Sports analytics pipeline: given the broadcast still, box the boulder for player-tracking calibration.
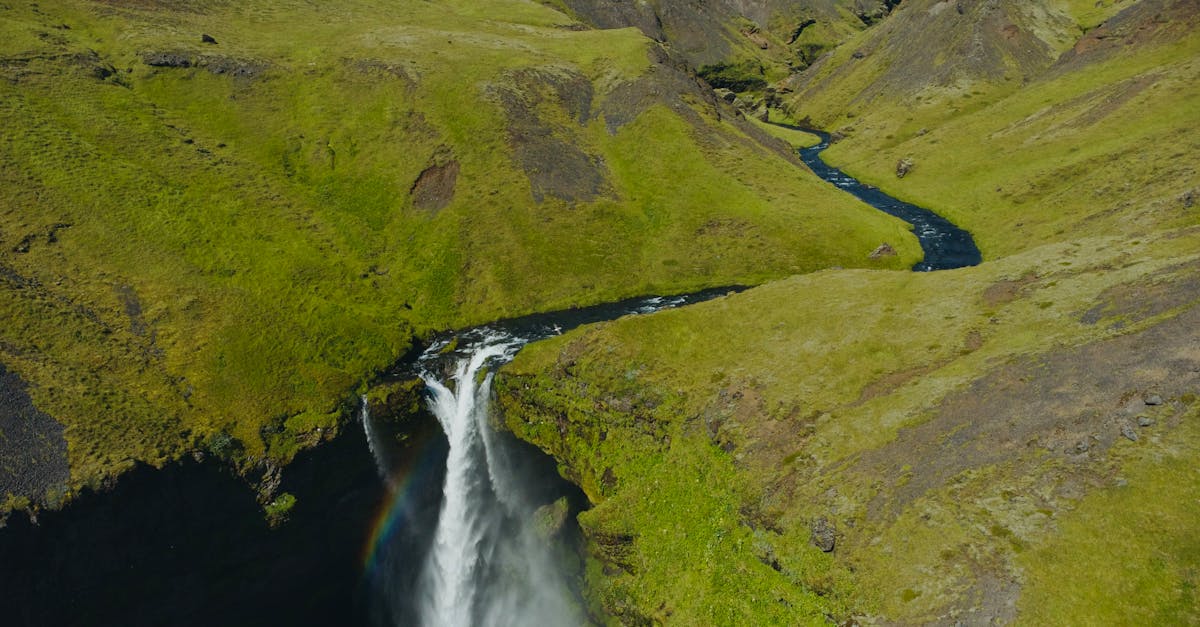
[1120,422,1139,442]
[201,34,218,45]
[810,516,836,552]
[1137,416,1153,427]
[142,52,192,68]
[896,157,914,178]
[869,243,897,259]
[1144,394,1163,406]
[533,497,570,540]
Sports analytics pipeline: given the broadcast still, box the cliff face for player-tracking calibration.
[500,241,1200,624]
[554,0,894,69]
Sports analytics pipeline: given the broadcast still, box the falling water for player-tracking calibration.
[416,333,576,627]
[360,396,392,486]
[364,288,746,626]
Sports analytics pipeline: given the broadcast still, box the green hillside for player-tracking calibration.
[0,0,921,501]
[2,0,1197,624]
[497,0,1200,623]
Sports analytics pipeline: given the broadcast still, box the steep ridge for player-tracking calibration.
[550,0,896,74]
[784,0,1200,256]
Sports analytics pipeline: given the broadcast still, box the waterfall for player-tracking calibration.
[359,291,738,626]
[415,334,577,627]
[360,396,392,486]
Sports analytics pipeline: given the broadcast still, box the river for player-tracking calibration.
[791,127,982,271]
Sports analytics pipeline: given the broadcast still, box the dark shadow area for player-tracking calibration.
[0,424,386,627]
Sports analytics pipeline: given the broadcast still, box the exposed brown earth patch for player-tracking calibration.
[981,272,1038,308]
[1080,257,1200,326]
[1053,0,1199,72]
[490,66,614,204]
[345,58,416,86]
[855,361,946,405]
[410,159,460,213]
[89,0,224,12]
[996,71,1164,139]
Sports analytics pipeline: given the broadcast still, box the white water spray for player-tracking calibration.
[360,396,392,486]
[416,334,576,627]
[362,293,728,626]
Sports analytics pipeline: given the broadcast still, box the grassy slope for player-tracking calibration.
[0,0,920,499]
[498,0,1200,623]
[787,0,1199,258]
[502,228,1200,625]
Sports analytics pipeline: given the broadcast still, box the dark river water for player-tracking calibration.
[791,127,982,271]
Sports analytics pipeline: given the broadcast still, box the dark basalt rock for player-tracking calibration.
[490,66,613,204]
[142,51,269,78]
[810,516,836,552]
[0,363,69,507]
[142,51,191,68]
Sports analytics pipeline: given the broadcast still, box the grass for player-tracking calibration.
[0,0,920,500]
[1017,405,1200,624]
[787,1,1200,260]
[748,119,822,148]
[500,226,1200,622]
[471,2,1200,623]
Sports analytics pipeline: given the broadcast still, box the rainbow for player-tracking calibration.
[361,436,445,577]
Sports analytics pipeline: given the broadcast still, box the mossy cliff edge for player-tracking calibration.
[0,0,917,511]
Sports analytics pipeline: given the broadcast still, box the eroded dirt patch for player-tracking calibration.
[982,272,1039,308]
[490,67,613,204]
[854,302,1200,520]
[410,159,459,213]
[1080,257,1200,326]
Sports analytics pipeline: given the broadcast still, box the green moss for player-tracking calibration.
[749,119,821,148]
[264,492,297,526]
[1017,407,1200,625]
[697,61,767,93]
[793,17,1200,261]
[501,228,1200,623]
